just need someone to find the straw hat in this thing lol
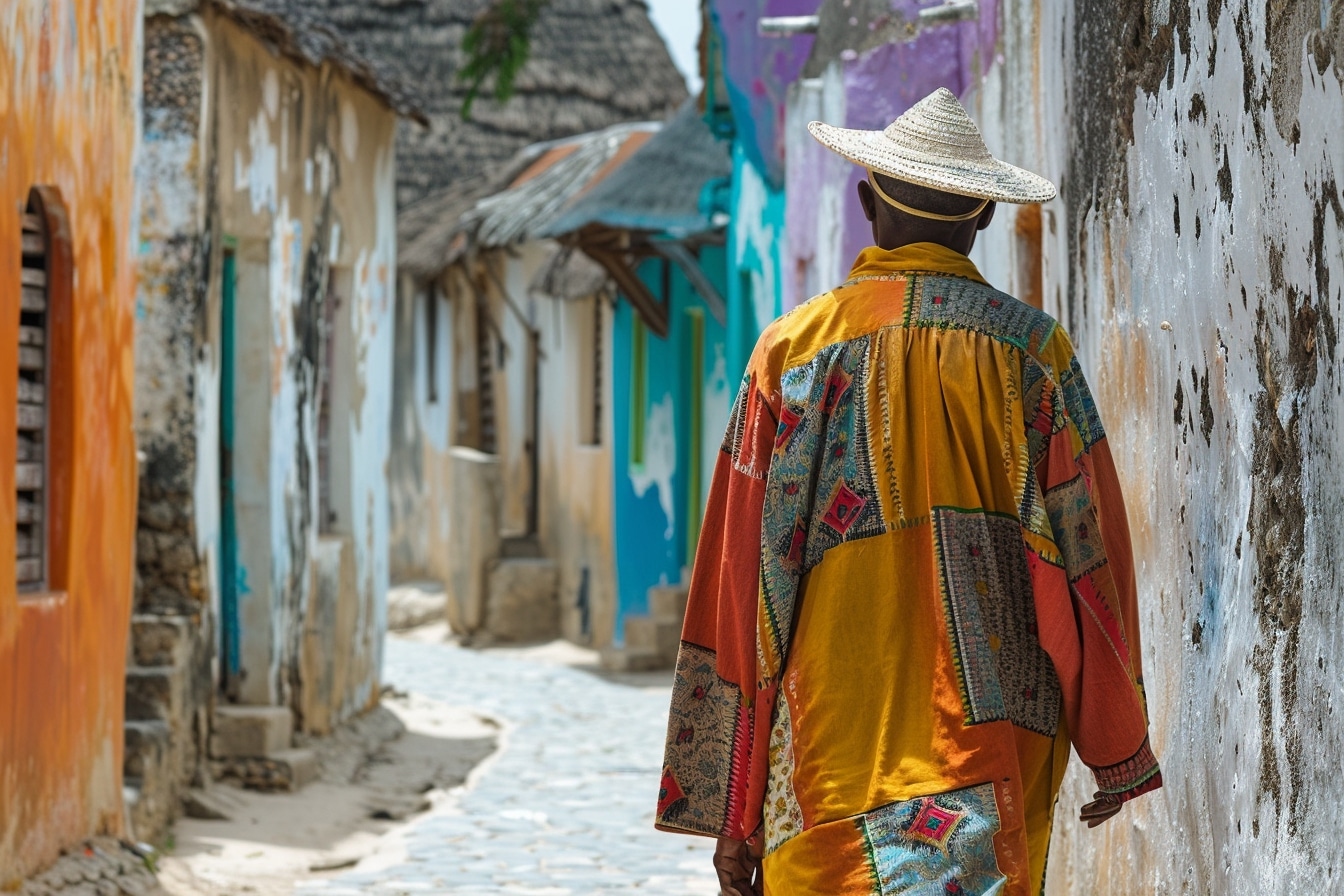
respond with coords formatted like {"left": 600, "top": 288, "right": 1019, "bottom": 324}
{"left": 808, "top": 87, "right": 1056, "bottom": 204}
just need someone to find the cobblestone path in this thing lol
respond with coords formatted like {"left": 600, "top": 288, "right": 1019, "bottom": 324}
{"left": 307, "top": 636, "right": 718, "bottom": 895}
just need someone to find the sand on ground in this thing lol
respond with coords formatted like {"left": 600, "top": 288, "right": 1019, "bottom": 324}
{"left": 156, "top": 682, "right": 497, "bottom": 896}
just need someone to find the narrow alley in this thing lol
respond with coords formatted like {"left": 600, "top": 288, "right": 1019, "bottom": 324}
{"left": 5, "top": 0, "right": 1344, "bottom": 894}
{"left": 153, "top": 626, "right": 717, "bottom": 896}
{"left": 319, "top": 633, "right": 716, "bottom": 895}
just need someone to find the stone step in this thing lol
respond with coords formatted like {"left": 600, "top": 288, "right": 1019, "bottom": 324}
{"left": 485, "top": 557, "right": 559, "bottom": 642}
{"left": 210, "top": 705, "right": 294, "bottom": 759}
{"left": 125, "top": 665, "right": 182, "bottom": 722}
{"left": 499, "top": 536, "right": 543, "bottom": 559}
{"left": 648, "top": 584, "right": 690, "bottom": 621}
{"left": 623, "top": 614, "right": 682, "bottom": 660}
{"left": 130, "top": 614, "right": 192, "bottom": 669}
{"left": 124, "top": 721, "right": 175, "bottom": 844}
{"left": 123, "top": 719, "right": 171, "bottom": 779}
{"left": 598, "top": 645, "right": 669, "bottom": 673}
{"left": 212, "top": 747, "right": 319, "bottom": 793}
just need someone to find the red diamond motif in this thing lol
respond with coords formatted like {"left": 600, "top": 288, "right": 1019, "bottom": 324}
{"left": 906, "top": 798, "right": 965, "bottom": 852}
{"left": 822, "top": 483, "right": 866, "bottom": 535}
{"left": 822, "top": 371, "right": 852, "bottom": 414}
{"left": 776, "top": 406, "right": 802, "bottom": 448}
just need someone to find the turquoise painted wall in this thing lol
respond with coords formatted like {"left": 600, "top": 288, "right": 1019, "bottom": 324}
{"left": 726, "top": 143, "right": 788, "bottom": 383}
{"left": 611, "top": 246, "right": 730, "bottom": 636}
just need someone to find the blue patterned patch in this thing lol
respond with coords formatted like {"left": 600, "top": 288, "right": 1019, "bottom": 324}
{"left": 932, "top": 508, "right": 1061, "bottom": 736}
{"left": 858, "top": 784, "right": 1006, "bottom": 896}
{"left": 760, "top": 338, "right": 885, "bottom": 659}
{"left": 1057, "top": 355, "right": 1106, "bottom": 450}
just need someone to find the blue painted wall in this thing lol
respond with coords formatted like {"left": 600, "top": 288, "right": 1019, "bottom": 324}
{"left": 611, "top": 245, "right": 730, "bottom": 635}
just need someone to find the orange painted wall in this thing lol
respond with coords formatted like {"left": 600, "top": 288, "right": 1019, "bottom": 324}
{"left": 0, "top": 0, "right": 142, "bottom": 882}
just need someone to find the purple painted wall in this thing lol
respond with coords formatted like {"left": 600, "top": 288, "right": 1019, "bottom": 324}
{"left": 711, "top": 0, "right": 822, "bottom": 186}
{"left": 839, "top": 0, "right": 1001, "bottom": 267}
{"left": 782, "top": 0, "right": 1002, "bottom": 302}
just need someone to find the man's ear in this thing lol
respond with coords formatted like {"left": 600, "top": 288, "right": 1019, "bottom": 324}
{"left": 976, "top": 201, "right": 997, "bottom": 231}
{"left": 857, "top": 179, "right": 878, "bottom": 223}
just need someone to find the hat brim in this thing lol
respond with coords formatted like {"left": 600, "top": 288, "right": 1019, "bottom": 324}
{"left": 808, "top": 121, "right": 1057, "bottom": 205}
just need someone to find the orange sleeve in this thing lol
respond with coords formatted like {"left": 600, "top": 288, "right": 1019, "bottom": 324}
{"left": 657, "top": 372, "right": 778, "bottom": 840}
{"left": 1031, "top": 353, "right": 1161, "bottom": 804}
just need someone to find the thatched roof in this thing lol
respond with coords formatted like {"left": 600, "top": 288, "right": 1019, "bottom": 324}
{"left": 147, "top": 0, "right": 426, "bottom": 122}
{"left": 545, "top": 101, "right": 732, "bottom": 239}
{"left": 294, "top": 0, "right": 690, "bottom": 207}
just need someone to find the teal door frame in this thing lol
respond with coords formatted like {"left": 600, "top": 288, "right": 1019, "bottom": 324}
{"left": 219, "top": 248, "right": 242, "bottom": 695}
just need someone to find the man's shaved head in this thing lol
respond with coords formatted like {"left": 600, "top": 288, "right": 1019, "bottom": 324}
{"left": 858, "top": 170, "right": 997, "bottom": 254}
{"left": 870, "top": 172, "right": 986, "bottom": 220}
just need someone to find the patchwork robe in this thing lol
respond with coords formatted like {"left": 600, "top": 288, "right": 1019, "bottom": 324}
{"left": 656, "top": 243, "right": 1161, "bottom": 896}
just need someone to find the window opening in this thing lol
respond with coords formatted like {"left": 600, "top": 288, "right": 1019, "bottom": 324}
{"left": 16, "top": 199, "right": 49, "bottom": 592}
{"left": 630, "top": 316, "right": 647, "bottom": 466}
{"left": 476, "top": 300, "right": 498, "bottom": 455}
{"left": 425, "top": 285, "right": 440, "bottom": 404}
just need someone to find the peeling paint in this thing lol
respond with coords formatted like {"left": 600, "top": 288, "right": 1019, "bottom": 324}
{"left": 1, "top": 0, "right": 143, "bottom": 879}
{"left": 136, "top": 9, "right": 399, "bottom": 733}
{"left": 630, "top": 393, "right": 679, "bottom": 540}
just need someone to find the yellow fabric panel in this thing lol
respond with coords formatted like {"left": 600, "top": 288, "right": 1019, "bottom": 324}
{"left": 867, "top": 328, "right": 1025, "bottom": 518}
{"left": 785, "top": 531, "right": 963, "bottom": 826}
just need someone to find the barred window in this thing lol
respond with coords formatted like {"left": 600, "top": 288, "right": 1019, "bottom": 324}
{"left": 16, "top": 193, "right": 49, "bottom": 592}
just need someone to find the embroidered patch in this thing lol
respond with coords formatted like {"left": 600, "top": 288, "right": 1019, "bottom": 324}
{"left": 760, "top": 338, "right": 885, "bottom": 662}
{"left": 777, "top": 405, "right": 803, "bottom": 448}
{"left": 659, "top": 642, "right": 746, "bottom": 835}
{"left": 1058, "top": 355, "right": 1106, "bottom": 450}
{"left": 764, "top": 689, "right": 805, "bottom": 854}
{"left": 933, "top": 507, "right": 1061, "bottom": 736}
{"left": 822, "top": 482, "right": 868, "bottom": 535}
{"left": 910, "top": 275, "right": 1056, "bottom": 357}
{"left": 1092, "top": 736, "right": 1160, "bottom": 795}
{"left": 1045, "top": 474, "right": 1105, "bottom": 578}
{"left": 906, "top": 799, "right": 966, "bottom": 853}
{"left": 858, "top": 783, "right": 1006, "bottom": 895}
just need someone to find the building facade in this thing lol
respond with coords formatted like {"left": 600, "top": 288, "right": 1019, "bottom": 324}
{"left": 131, "top": 0, "right": 414, "bottom": 838}
{"left": 0, "top": 0, "right": 143, "bottom": 880}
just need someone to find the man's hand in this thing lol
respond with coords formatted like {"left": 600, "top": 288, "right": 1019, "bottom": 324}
{"left": 1079, "top": 792, "right": 1123, "bottom": 828}
{"left": 713, "top": 837, "right": 763, "bottom": 896}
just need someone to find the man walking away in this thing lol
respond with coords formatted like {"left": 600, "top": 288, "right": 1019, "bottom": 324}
{"left": 655, "top": 88, "right": 1161, "bottom": 896}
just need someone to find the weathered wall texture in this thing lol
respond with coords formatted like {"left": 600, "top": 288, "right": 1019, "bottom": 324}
{"left": 968, "top": 0, "right": 1344, "bottom": 890}
{"left": 136, "top": 10, "right": 397, "bottom": 733}
{"left": 0, "top": 0, "right": 142, "bottom": 880}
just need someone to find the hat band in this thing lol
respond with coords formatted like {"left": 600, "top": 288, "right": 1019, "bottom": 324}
{"left": 867, "top": 170, "right": 989, "bottom": 222}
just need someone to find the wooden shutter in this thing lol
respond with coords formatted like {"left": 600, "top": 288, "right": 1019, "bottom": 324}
{"left": 17, "top": 207, "right": 48, "bottom": 591}
{"left": 477, "top": 307, "right": 497, "bottom": 455}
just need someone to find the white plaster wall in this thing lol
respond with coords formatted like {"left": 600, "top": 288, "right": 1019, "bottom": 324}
{"left": 407, "top": 243, "right": 620, "bottom": 644}
{"left": 967, "top": 0, "right": 1344, "bottom": 889}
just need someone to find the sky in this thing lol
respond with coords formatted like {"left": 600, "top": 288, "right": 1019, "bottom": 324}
{"left": 646, "top": 0, "right": 704, "bottom": 94}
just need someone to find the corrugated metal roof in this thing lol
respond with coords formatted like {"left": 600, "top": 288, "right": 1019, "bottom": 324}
{"left": 463, "top": 121, "right": 660, "bottom": 249}
{"left": 544, "top": 101, "right": 733, "bottom": 239}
